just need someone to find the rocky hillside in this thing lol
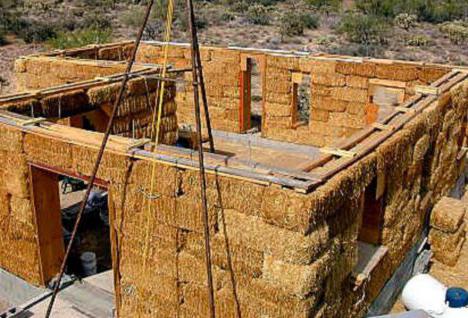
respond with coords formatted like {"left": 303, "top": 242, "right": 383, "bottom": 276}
{"left": 0, "top": 1, "right": 467, "bottom": 65}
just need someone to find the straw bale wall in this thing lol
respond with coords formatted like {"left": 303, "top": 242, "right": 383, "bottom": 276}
{"left": 0, "top": 80, "right": 465, "bottom": 316}
{"left": 15, "top": 43, "right": 450, "bottom": 147}
{"left": 0, "top": 42, "right": 466, "bottom": 317}
{"left": 137, "top": 44, "right": 242, "bottom": 133}
{"left": 14, "top": 56, "right": 144, "bottom": 91}
{"left": 1, "top": 77, "right": 178, "bottom": 143}
{"left": 136, "top": 43, "right": 449, "bottom": 147}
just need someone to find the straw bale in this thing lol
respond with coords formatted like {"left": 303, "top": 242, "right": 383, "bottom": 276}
{"left": 24, "top": 133, "right": 73, "bottom": 170}
{"left": 418, "top": 67, "right": 449, "bottom": 84}
{"left": 178, "top": 252, "right": 229, "bottom": 289}
{"left": 431, "top": 231, "right": 465, "bottom": 267}
{"left": 265, "top": 80, "right": 292, "bottom": 95}
{"left": 0, "top": 125, "right": 24, "bottom": 152}
{"left": 220, "top": 208, "right": 329, "bottom": 265}
{"left": 430, "top": 223, "right": 465, "bottom": 251}
{"left": 311, "top": 109, "right": 329, "bottom": 122}
{"left": 265, "top": 72, "right": 291, "bottom": 84}
{"left": 309, "top": 121, "right": 348, "bottom": 137}
{"left": 302, "top": 59, "right": 336, "bottom": 74}
{"left": 311, "top": 84, "right": 332, "bottom": 97}
{"left": 87, "top": 83, "right": 121, "bottom": 106}
{"left": 211, "top": 49, "right": 240, "bottom": 63}
{"left": 261, "top": 244, "right": 337, "bottom": 299}
{"left": 336, "top": 61, "right": 376, "bottom": 77}
{"left": 312, "top": 97, "right": 347, "bottom": 113}
{"left": 376, "top": 64, "right": 419, "bottom": 81}
{"left": 40, "top": 90, "right": 91, "bottom": 118}
{"left": 411, "top": 133, "right": 430, "bottom": 162}
{"left": 430, "top": 197, "right": 465, "bottom": 233}
{"left": 331, "top": 87, "right": 368, "bottom": 103}
{"left": 0, "top": 158, "right": 29, "bottom": 199}
{"left": 184, "top": 230, "right": 264, "bottom": 279}
{"left": 264, "top": 92, "right": 291, "bottom": 104}
{"left": 267, "top": 56, "right": 299, "bottom": 70}
{"left": 346, "top": 101, "right": 366, "bottom": 115}
{"left": 346, "top": 75, "right": 369, "bottom": 89}
{"left": 3, "top": 99, "right": 41, "bottom": 116}
{"left": 329, "top": 112, "right": 366, "bottom": 129}
{"left": 312, "top": 73, "right": 346, "bottom": 87}
{"left": 9, "top": 196, "right": 34, "bottom": 225}
{"left": 258, "top": 187, "right": 313, "bottom": 233}
{"left": 71, "top": 145, "right": 130, "bottom": 183}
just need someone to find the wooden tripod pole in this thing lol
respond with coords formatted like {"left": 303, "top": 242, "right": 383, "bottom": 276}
{"left": 186, "top": 0, "right": 216, "bottom": 317}
{"left": 44, "top": 1, "right": 155, "bottom": 317}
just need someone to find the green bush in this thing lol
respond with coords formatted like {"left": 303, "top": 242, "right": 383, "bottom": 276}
{"left": 306, "top": 0, "right": 341, "bottom": 11}
{"left": 121, "top": 6, "right": 146, "bottom": 28}
{"left": 394, "top": 13, "right": 418, "bottom": 30}
{"left": 406, "top": 34, "right": 431, "bottom": 46}
{"left": 48, "top": 28, "right": 113, "bottom": 49}
{"left": 339, "top": 12, "right": 389, "bottom": 47}
{"left": 246, "top": 4, "right": 270, "bottom": 25}
{"left": 439, "top": 21, "right": 468, "bottom": 45}
{"left": 0, "top": 30, "right": 7, "bottom": 46}
{"left": 354, "top": 0, "right": 466, "bottom": 23}
{"left": 20, "top": 20, "right": 57, "bottom": 44}
{"left": 279, "top": 12, "right": 320, "bottom": 39}
{"left": 280, "top": 12, "right": 305, "bottom": 38}
{"left": 301, "top": 13, "right": 320, "bottom": 30}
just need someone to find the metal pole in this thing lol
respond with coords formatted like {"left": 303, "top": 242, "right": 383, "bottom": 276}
{"left": 186, "top": 0, "right": 216, "bottom": 317}
{"left": 187, "top": 0, "right": 215, "bottom": 153}
{"left": 44, "top": 1, "right": 155, "bottom": 316}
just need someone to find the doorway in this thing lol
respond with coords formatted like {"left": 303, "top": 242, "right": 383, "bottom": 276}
{"left": 30, "top": 165, "right": 113, "bottom": 286}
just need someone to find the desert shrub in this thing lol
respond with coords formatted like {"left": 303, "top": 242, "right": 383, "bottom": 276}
{"left": 48, "top": 27, "right": 112, "bottom": 49}
{"left": 244, "top": 0, "right": 281, "bottom": 6}
{"left": 0, "top": 30, "right": 7, "bottom": 46}
{"left": 306, "top": 0, "right": 341, "bottom": 11}
{"left": 439, "top": 21, "right": 468, "bottom": 45}
{"left": 406, "top": 34, "right": 431, "bottom": 46}
{"left": 246, "top": 4, "right": 270, "bottom": 25}
{"left": 328, "top": 43, "right": 384, "bottom": 57}
{"left": 316, "top": 34, "right": 337, "bottom": 45}
{"left": 121, "top": 6, "right": 146, "bottom": 27}
{"left": 143, "top": 21, "right": 163, "bottom": 40}
{"left": 355, "top": 0, "right": 466, "bottom": 23}
{"left": 301, "top": 13, "right": 320, "bottom": 29}
{"left": 280, "top": 12, "right": 305, "bottom": 38}
{"left": 394, "top": 13, "right": 418, "bottom": 30}
{"left": 279, "top": 11, "right": 320, "bottom": 39}
{"left": 20, "top": 20, "right": 57, "bottom": 43}
{"left": 339, "top": 13, "right": 389, "bottom": 46}
{"left": 220, "top": 10, "right": 236, "bottom": 22}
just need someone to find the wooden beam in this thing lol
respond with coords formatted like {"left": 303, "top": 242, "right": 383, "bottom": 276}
{"left": 415, "top": 85, "right": 439, "bottom": 96}
{"left": 372, "top": 122, "right": 395, "bottom": 131}
{"left": 20, "top": 117, "right": 47, "bottom": 126}
{"left": 320, "top": 147, "right": 356, "bottom": 158}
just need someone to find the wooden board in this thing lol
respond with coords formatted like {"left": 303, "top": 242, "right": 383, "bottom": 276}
{"left": 30, "top": 165, "right": 65, "bottom": 286}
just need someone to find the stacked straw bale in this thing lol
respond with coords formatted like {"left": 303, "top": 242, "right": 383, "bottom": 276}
{"left": 429, "top": 197, "right": 466, "bottom": 266}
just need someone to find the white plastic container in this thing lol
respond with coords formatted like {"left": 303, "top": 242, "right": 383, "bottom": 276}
{"left": 402, "top": 274, "right": 447, "bottom": 316}
{"left": 80, "top": 252, "right": 97, "bottom": 277}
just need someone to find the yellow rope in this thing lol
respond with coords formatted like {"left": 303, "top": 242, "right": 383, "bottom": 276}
{"left": 141, "top": 0, "right": 175, "bottom": 272}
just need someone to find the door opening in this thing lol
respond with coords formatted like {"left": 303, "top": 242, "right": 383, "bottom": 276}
{"left": 30, "top": 166, "right": 113, "bottom": 285}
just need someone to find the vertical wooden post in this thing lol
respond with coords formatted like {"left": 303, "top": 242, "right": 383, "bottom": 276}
{"left": 30, "top": 166, "right": 64, "bottom": 286}
{"left": 240, "top": 57, "right": 252, "bottom": 132}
